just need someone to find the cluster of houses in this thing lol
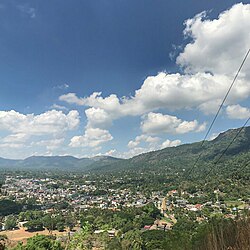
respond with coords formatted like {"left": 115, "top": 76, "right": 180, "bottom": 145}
{"left": 1, "top": 175, "right": 249, "bottom": 233}
{"left": 1, "top": 176, "right": 151, "bottom": 210}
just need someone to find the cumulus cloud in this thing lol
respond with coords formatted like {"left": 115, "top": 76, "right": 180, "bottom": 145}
{"left": 59, "top": 93, "right": 86, "bottom": 106}
{"left": 60, "top": 71, "right": 249, "bottom": 137}
{"left": 198, "top": 99, "right": 222, "bottom": 115}
{"left": 123, "top": 147, "right": 153, "bottom": 158}
{"left": 0, "top": 110, "right": 80, "bottom": 136}
{"left": 59, "top": 3, "right": 250, "bottom": 139}
{"left": 123, "top": 134, "right": 181, "bottom": 158}
{"left": 60, "top": 72, "right": 249, "bottom": 121}
{"left": 33, "top": 138, "right": 65, "bottom": 151}
{"left": 226, "top": 104, "right": 250, "bottom": 119}
{"left": 141, "top": 112, "right": 206, "bottom": 135}
{"left": 0, "top": 110, "right": 80, "bottom": 155}
{"left": 177, "top": 3, "right": 250, "bottom": 78}
{"left": 69, "top": 127, "right": 113, "bottom": 148}
{"left": 128, "top": 135, "right": 160, "bottom": 149}
{"left": 85, "top": 107, "right": 113, "bottom": 129}
{"left": 50, "top": 104, "right": 68, "bottom": 111}
{"left": 161, "top": 139, "right": 181, "bottom": 149}
{"left": 2, "top": 133, "right": 29, "bottom": 143}
{"left": 93, "top": 149, "right": 117, "bottom": 157}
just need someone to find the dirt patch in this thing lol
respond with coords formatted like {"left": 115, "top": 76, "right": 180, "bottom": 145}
{"left": 2, "top": 227, "right": 68, "bottom": 244}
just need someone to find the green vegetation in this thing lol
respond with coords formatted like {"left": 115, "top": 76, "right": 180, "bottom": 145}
{"left": 0, "top": 200, "right": 22, "bottom": 217}
{"left": 4, "top": 216, "right": 17, "bottom": 230}
{"left": 12, "top": 235, "right": 63, "bottom": 250}
{"left": 0, "top": 126, "right": 249, "bottom": 249}
{"left": 9, "top": 215, "right": 247, "bottom": 250}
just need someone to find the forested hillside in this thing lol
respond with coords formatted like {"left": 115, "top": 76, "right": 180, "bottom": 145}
{"left": 94, "top": 126, "right": 250, "bottom": 178}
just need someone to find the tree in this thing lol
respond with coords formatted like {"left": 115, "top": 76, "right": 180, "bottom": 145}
{"left": 43, "top": 215, "right": 56, "bottom": 232}
{"left": 56, "top": 221, "right": 65, "bottom": 232}
{"left": 122, "top": 230, "right": 143, "bottom": 250}
{"left": 4, "top": 216, "right": 17, "bottom": 230}
{"left": 65, "top": 215, "right": 76, "bottom": 231}
{"left": 142, "top": 203, "right": 160, "bottom": 218}
{"left": 24, "top": 220, "right": 44, "bottom": 232}
{"left": 25, "top": 235, "right": 63, "bottom": 250}
{"left": 68, "top": 222, "right": 93, "bottom": 250}
{"left": 106, "top": 237, "right": 122, "bottom": 250}
{"left": 0, "top": 200, "right": 22, "bottom": 216}
{"left": 0, "top": 234, "right": 8, "bottom": 250}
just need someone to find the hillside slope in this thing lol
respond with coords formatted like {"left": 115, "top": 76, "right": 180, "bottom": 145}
{"left": 92, "top": 126, "right": 250, "bottom": 173}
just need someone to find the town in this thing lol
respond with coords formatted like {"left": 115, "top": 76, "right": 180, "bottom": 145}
{"left": 0, "top": 170, "right": 249, "bottom": 249}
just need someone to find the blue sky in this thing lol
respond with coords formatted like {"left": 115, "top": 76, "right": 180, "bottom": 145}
{"left": 0, "top": 0, "right": 250, "bottom": 159}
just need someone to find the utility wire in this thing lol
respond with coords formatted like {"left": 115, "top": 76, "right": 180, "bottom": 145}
{"left": 184, "top": 48, "right": 250, "bottom": 179}
{"left": 231, "top": 157, "right": 250, "bottom": 179}
{"left": 203, "top": 116, "right": 250, "bottom": 180}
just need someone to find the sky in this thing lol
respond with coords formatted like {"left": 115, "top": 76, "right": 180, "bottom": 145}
{"left": 0, "top": 0, "right": 250, "bottom": 159}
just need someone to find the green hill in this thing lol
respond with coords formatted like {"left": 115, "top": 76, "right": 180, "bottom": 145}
{"left": 92, "top": 126, "right": 250, "bottom": 177}
{"left": 1, "top": 126, "right": 250, "bottom": 176}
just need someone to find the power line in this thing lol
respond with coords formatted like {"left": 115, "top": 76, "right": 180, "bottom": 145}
{"left": 203, "top": 116, "right": 250, "bottom": 179}
{"left": 184, "top": 48, "right": 250, "bottom": 179}
{"left": 231, "top": 157, "right": 250, "bottom": 179}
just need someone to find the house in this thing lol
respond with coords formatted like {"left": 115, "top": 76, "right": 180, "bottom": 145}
{"left": 168, "top": 190, "right": 178, "bottom": 197}
{"left": 143, "top": 225, "right": 151, "bottom": 230}
{"left": 94, "top": 229, "right": 116, "bottom": 238}
{"left": 18, "top": 221, "right": 28, "bottom": 228}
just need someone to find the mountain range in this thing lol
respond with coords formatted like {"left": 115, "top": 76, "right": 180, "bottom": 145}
{"left": 1, "top": 126, "right": 250, "bottom": 172}
{"left": 0, "top": 155, "right": 121, "bottom": 171}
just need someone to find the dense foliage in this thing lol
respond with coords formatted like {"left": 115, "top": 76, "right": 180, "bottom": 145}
{"left": 0, "top": 200, "right": 22, "bottom": 217}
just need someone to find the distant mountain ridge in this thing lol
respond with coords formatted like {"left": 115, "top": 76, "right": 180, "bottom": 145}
{"left": 1, "top": 126, "right": 250, "bottom": 172}
{"left": 0, "top": 155, "right": 122, "bottom": 171}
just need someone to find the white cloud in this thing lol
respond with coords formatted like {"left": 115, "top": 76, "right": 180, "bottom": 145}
{"left": 85, "top": 107, "right": 113, "bottom": 129}
{"left": 198, "top": 99, "right": 222, "bottom": 115}
{"left": 0, "top": 143, "right": 25, "bottom": 149}
{"left": 124, "top": 134, "right": 181, "bottom": 158}
{"left": 59, "top": 72, "right": 249, "bottom": 130}
{"left": 0, "top": 110, "right": 80, "bottom": 136}
{"left": 2, "top": 133, "right": 29, "bottom": 143}
{"left": 61, "top": 71, "right": 249, "bottom": 113}
{"left": 33, "top": 138, "right": 65, "bottom": 151}
{"left": 161, "top": 139, "right": 181, "bottom": 149}
{"left": 0, "top": 110, "right": 80, "bottom": 156}
{"left": 93, "top": 149, "right": 117, "bottom": 157}
{"left": 69, "top": 127, "right": 113, "bottom": 148}
{"left": 123, "top": 147, "right": 152, "bottom": 158}
{"left": 209, "top": 133, "right": 220, "bottom": 141}
{"left": 59, "top": 93, "right": 86, "bottom": 105}
{"left": 176, "top": 3, "right": 250, "bottom": 78}
{"left": 0, "top": 133, "right": 29, "bottom": 151}
{"left": 141, "top": 112, "right": 206, "bottom": 135}
{"left": 226, "top": 104, "right": 250, "bottom": 119}
{"left": 50, "top": 104, "right": 68, "bottom": 111}
{"left": 59, "top": 4, "right": 250, "bottom": 135}
{"left": 103, "top": 149, "right": 117, "bottom": 156}
{"left": 128, "top": 134, "right": 160, "bottom": 149}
